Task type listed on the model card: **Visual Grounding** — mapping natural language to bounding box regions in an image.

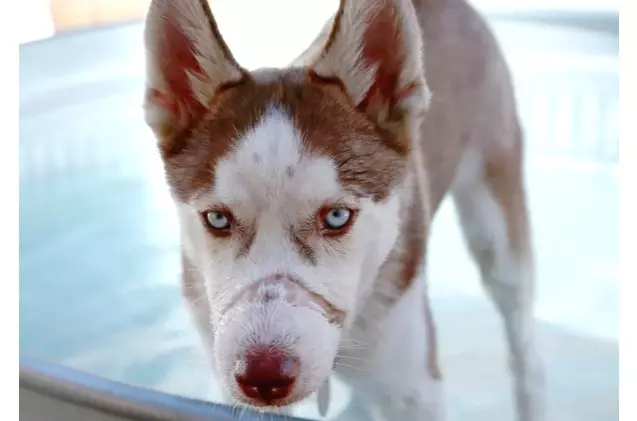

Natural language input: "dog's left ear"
[309,0,430,131]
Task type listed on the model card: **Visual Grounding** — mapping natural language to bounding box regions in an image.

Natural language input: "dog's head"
[144,0,429,409]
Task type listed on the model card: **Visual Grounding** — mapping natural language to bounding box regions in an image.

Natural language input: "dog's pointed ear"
[309,0,430,128]
[143,0,244,139]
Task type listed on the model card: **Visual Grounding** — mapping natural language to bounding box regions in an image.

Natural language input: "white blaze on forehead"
[213,107,341,210]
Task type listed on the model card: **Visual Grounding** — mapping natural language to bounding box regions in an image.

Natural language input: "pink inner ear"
[358,6,407,112]
[149,89,179,115]
[157,16,207,117]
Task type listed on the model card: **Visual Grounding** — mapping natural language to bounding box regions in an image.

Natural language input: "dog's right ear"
[143,0,245,141]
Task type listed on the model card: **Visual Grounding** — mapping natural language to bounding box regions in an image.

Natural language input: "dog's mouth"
[306,287,347,327]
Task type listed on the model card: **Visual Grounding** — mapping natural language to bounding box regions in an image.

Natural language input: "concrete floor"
[19,6,618,421]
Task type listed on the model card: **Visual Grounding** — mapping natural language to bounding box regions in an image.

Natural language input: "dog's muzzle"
[228,273,345,406]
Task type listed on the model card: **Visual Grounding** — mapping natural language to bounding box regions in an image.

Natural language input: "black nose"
[234,346,300,404]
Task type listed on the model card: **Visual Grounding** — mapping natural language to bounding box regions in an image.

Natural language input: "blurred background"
[19,1,619,420]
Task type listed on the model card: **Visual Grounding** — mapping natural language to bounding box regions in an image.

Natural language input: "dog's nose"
[234,347,300,404]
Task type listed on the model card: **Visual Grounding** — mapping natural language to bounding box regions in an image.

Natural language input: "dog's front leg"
[334,281,445,421]
[349,377,444,421]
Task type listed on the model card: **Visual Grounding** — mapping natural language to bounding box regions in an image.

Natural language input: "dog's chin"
[231,388,312,410]
[213,301,341,409]
[232,397,295,412]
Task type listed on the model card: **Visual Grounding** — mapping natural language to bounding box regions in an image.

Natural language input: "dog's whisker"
[239,404,248,420]
[188,294,208,306]
[333,362,371,372]
[337,348,368,354]
[339,339,368,345]
[335,354,371,363]
[337,344,368,351]
[338,340,367,346]
[338,344,368,349]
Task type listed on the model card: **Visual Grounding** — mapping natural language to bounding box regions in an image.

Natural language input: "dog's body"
[143,0,544,420]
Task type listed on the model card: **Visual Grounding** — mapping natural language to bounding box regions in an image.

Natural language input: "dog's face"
[144,0,429,409]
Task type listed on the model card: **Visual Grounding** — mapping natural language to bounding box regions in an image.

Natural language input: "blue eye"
[323,208,353,230]
[205,211,231,230]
